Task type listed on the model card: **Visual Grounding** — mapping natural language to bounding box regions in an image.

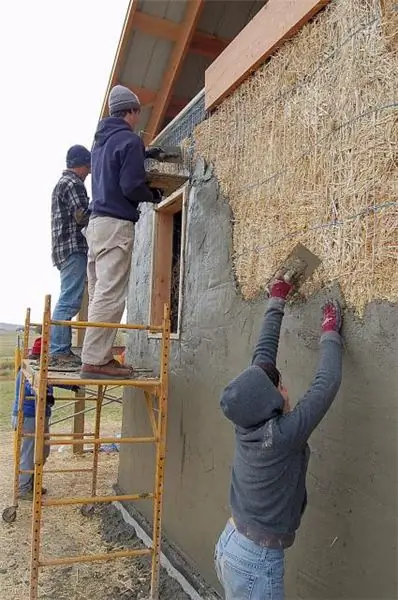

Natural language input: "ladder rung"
[40,547,152,566]
[23,433,96,438]
[20,468,93,474]
[42,492,154,506]
[42,436,157,446]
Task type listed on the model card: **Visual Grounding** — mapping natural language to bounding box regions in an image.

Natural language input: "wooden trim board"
[146,172,188,198]
[205,0,331,110]
[148,185,188,337]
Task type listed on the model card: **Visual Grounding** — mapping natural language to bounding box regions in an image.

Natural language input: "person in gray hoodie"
[215,276,343,600]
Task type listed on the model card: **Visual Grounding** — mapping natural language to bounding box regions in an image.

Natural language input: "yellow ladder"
[5,294,170,600]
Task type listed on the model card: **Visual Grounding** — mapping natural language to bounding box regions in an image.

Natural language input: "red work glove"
[321,300,342,333]
[270,277,293,300]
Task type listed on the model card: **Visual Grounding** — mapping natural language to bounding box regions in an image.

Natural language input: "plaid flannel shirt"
[51,170,89,267]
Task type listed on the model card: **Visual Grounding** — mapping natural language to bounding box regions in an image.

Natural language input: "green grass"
[0,380,15,430]
[0,331,19,358]
[0,330,123,432]
[0,378,122,434]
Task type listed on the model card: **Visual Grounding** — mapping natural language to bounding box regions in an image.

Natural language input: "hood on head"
[94,117,132,147]
[220,365,284,429]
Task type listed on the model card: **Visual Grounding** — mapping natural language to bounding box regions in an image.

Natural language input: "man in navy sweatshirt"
[81,85,162,379]
[215,276,343,599]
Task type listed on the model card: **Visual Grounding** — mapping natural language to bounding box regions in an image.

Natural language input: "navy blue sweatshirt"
[90,118,155,222]
[220,297,342,548]
[13,369,53,418]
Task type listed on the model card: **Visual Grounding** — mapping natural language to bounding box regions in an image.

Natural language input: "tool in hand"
[145,145,184,164]
[266,243,322,298]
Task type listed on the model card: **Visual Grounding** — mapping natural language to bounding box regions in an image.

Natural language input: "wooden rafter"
[100,0,138,118]
[134,10,179,41]
[118,84,189,116]
[143,0,205,144]
[190,31,230,59]
[128,85,157,106]
[133,9,231,58]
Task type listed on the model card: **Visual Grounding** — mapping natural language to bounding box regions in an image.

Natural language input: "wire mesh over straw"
[194,0,398,314]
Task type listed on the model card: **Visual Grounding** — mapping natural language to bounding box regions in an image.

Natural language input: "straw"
[194,0,398,314]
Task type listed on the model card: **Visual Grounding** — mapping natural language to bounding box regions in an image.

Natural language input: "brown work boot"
[80,359,134,380]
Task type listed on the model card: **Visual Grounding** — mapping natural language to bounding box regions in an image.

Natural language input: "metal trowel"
[147,145,184,164]
[266,243,322,296]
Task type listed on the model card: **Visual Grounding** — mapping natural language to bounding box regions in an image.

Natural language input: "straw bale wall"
[195,0,398,313]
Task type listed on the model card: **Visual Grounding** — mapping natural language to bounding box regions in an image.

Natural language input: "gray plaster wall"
[119,163,398,599]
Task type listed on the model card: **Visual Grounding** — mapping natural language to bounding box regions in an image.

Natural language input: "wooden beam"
[118,84,189,114]
[205,0,331,110]
[128,85,157,106]
[144,0,205,144]
[190,31,230,59]
[151,211,173,327]
[100,0,139,118]
[134,9,179,41]
[133,9,230,58]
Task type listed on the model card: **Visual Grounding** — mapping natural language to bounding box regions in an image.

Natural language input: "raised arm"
[279,301,343,447]
[252,278,292,367]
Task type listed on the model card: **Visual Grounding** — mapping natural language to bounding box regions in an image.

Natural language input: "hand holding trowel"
[265,243,322,299]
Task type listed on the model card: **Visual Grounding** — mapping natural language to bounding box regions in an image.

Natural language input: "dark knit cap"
[66,145,91,168]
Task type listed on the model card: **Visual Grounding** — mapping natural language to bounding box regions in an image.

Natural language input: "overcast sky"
[0,0,128,324]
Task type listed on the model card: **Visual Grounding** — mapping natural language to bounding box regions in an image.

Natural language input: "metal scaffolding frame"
[2,294,171,600]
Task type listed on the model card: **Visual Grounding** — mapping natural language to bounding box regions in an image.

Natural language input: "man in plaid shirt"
[50,145,91,369]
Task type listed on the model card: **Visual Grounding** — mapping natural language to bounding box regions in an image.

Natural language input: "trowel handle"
[284,269,295,284]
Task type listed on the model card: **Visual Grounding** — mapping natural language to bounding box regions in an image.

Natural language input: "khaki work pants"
[81,216,135,366]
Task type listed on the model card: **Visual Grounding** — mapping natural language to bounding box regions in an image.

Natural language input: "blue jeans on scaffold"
[11,416,50,494]
[50,252,87,356]
[215,521,285,600]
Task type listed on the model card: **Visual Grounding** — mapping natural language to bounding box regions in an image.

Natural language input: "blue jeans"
[11,416,50,494]
[215,521,285,600]
[51,252,87,356]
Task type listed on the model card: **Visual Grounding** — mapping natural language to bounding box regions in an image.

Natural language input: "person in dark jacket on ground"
[81,85,163,379]
[215,275,343,600]
[12,338,54,499]
[12,338,80,499]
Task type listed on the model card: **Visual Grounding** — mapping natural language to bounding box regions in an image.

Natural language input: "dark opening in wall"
[171,210,182,334]
[150,187,187,336]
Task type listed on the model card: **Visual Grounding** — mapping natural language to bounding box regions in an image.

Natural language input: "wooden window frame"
[148,185,188,340]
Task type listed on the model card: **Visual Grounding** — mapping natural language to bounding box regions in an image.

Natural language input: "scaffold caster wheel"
[2,506,17,523]
[80,504,95,517]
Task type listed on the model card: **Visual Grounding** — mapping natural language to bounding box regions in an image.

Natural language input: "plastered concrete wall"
[119,163,398,599]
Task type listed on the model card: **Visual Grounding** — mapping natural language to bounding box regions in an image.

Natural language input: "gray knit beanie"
[109,85,140,116]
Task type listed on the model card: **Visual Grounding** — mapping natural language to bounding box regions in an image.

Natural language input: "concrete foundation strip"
[113,501,204,600]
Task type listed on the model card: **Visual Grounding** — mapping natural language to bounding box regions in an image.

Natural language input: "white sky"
[0,0,129,324]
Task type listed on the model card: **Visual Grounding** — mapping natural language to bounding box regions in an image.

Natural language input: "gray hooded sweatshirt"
[220,297,342,549]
